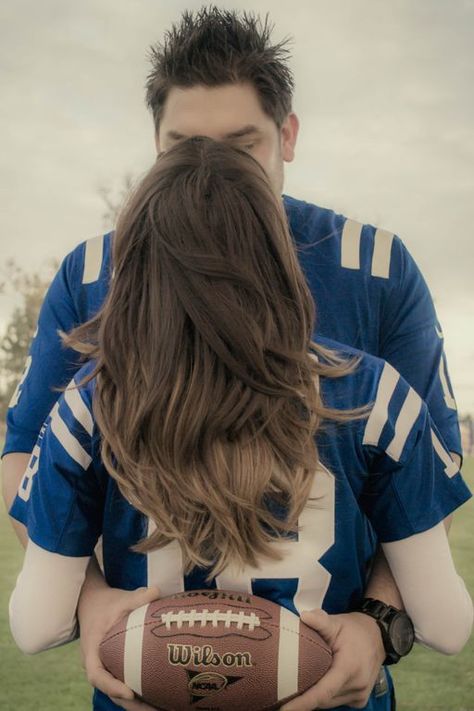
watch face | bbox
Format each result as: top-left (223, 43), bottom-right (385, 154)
top-left (390, 614), bottom-right (415, 656)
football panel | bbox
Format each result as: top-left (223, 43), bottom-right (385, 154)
top-left (140, 596), bottom-right (282, 710)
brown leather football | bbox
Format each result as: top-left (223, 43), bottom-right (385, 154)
top-left (99, 589), bottom-right (332, 710)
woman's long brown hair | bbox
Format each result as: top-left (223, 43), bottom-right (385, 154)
top-left (67, 137), bottom-right (361, 577)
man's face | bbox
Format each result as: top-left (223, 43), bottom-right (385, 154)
top-left (156, 83), bottom-right (299, 195)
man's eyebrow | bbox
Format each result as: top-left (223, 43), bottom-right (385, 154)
top-left (167, 130), bottom-right (186, 141)
top-left (166, 125), bottom-right (261, 141)
top-left (224, 125), bottom-right (261, 139)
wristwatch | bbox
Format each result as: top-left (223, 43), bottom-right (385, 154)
top-left (356, 598), bottom-right (415, 665)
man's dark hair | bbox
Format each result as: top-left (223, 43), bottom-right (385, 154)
top-left (145, 6), bottom-right (294, 129)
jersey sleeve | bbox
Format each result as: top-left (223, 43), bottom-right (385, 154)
top-left (2, 251), bottom-right (84, 457)
top-left (9, 373), bottom-right (103, 557)
top-left (360, 361), bottom-right (471, 542)
top-left (379, 238), bottom-right (461, 457)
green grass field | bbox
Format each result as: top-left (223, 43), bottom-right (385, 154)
top-left (1, 461), bottom-right (473, 711)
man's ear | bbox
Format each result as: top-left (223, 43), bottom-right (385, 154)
top-left (281, 113), bottom-right (299, 163)
top-left (154, 132), bottom-right (161, 155)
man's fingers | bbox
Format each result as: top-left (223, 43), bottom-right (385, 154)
top-left (281, 665), bottom-right (349, 711)
top-left (111, 695), bottom-right (157, 711)
top-left (124, 585), bottom-right (160, 612)
top-left (88, 666), bottom-right (135, 701)
top-left (300, 608), bottom-right (340, 647)
top-left (80, 639), bottom-right (101, 671)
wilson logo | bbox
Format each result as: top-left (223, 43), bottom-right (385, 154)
top-left (188, 672), bottom-right (227, 697)
top-left (168, 643), bottom-right (252, 668)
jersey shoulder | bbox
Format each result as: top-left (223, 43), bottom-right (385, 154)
top-left (315, 335), bottom-right (435, 467)
top-left (75, 231), bottom-right (114, 285)
top-left (57, 231), bottom-right (113, 321)
top-left (283, 194), bottom-right (407, 283)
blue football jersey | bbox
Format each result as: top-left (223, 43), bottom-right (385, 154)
top-left (3, 198), bottom-right (461, 459)
top-left (9, 340), bottom-right (471, 711)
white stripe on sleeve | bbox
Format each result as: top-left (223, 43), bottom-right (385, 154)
top-left (341, 219), bottom-right (362, 269)
top-left (371, 229), bottom-right (394, 278)
top-left (63, 384), bottom-right (94, 436)
top-left (431, 430), bottom-right (459, 478)
top-left (363, 362), bottom-right (400, 447)
top-left (50, 403), bottom-right (92, 470)
top-left (9, 355), bottom-right (32, 408)
top-left (438, 357), bottom-right (457, 411)
top-left (82, 235), bottom-right (104, 284)
top-left (386, 387), bottom-right (422, 462)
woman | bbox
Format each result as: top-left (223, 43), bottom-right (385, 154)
top-left (9, 137), bottom-right (472, 711)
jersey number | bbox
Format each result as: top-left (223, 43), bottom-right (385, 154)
top-left (146, 466), bottom-right (335, 614)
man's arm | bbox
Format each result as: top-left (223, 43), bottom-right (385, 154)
top-left (282, 523), bottom-right (473, 711)
top-left (362, 452), bottom-right (461, 615)
top-left (380, 237), bottom-right (462, 460)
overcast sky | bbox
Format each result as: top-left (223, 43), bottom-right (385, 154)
top-left (1, 0), bottom-right (473, 412)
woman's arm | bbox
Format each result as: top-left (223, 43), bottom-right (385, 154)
top-left (382, 522), bottom-right (473, 654)
top-left (9, 540), bottom-right (90, 654)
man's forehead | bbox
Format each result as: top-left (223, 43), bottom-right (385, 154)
top-left (158, 84), bottom-right (273, 140)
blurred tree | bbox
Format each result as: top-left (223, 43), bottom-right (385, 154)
top-left (0, 260), bottom-right (57, 422)
top-left (0, 174), bottom-right (132, 426)
top-left (99, 173), bottom-right (135, 227)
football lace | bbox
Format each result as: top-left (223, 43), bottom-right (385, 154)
top-left (160, 608), bottom-right (261, 631)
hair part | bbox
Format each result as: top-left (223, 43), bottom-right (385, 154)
top-left (66, 137), bottom-right (364, 579)
top-left (145, 6), bottom-right (294, 130)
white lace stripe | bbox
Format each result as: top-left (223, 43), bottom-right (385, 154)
top-left (50, 403), bottom-right (92, 470)
top-left (124, 604), bottom-right (149, 695)
top-left (371, 228), bottom-right (394, 278)
top-left (438, 358), bottom-right (457, 410)
top-left (363, 362), bottom-right (400, 447)
top-left (386, 387), bottom-right (422, 462)
top-left (277, 607), bottom-right (300, 701)
top-left (341, 219), bottom-right (362, 269)
top-left (82, 235), bottom-right (104, 284)
top-left (160, 609), bottom-right (261, 630)
top-left (63, 384), bottom-right (94, 436)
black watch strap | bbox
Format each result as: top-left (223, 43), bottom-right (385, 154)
top-left (357, 598), bottom-right (415, 665)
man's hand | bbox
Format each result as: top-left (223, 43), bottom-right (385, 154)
top-left (78, 557), bottom-right (160, 709)
top-left (281, 609), bottom-right (385, 710)
top-left (110, 695), bottom-right (158, 711)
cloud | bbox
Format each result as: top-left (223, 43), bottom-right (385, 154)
top-left (1, 0), bottom-right (473, 410)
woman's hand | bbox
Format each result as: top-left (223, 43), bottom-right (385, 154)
top-left (281, 609), bottom-right (386, 710)
top-left (78, 556), bottom-right (160, 709)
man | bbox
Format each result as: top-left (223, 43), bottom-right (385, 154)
top-left (2, 7), bottom-right (463, 711)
